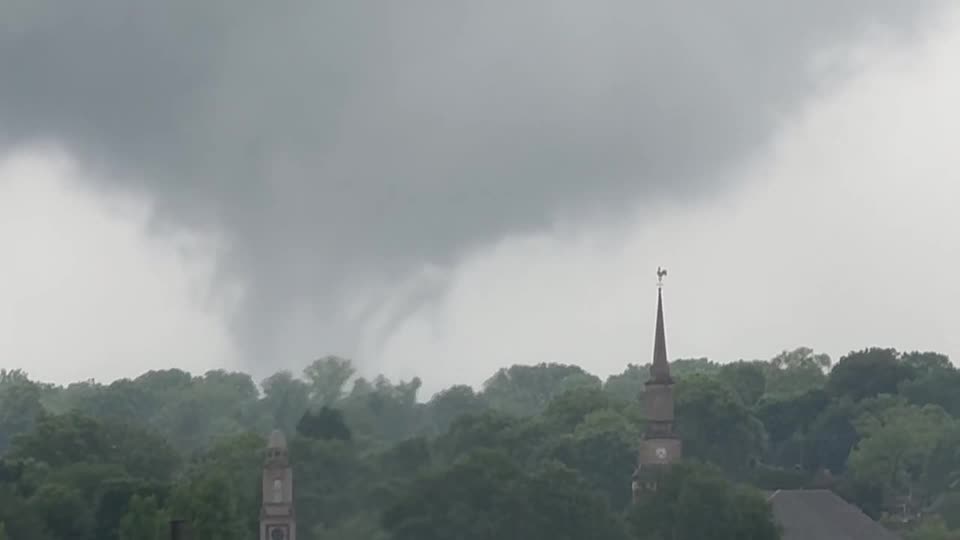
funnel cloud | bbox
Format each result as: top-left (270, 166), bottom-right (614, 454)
top-left (0, 1), bottom-right (947, 372)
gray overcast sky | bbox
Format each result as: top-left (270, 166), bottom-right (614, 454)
top-left (1, 2), bottom-right (958, 392)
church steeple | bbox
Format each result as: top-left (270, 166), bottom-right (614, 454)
top-left (261, 430), bottom-right (296, 540)
top-left (649, 283), bottom-right (672, 385)
top-left (633, 267), bottom-right (682, 501)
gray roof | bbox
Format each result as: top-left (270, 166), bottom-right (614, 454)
top-left (767, 490), bottom-right (900, 540)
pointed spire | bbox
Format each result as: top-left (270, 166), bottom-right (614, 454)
top-left (649, 270), bottom-right (672, 384)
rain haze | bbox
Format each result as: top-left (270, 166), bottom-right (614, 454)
top-left (1, 1), bottom-right (958, 394)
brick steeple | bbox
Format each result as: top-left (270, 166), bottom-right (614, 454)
top-left (632, 267), bottom-right (682, 501)
top-left (261, 430), bottom-right (296, 540)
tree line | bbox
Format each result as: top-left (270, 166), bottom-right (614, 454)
top-left (1, 347), bottom-right (959, 539)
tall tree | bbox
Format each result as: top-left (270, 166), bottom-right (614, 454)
top-left (901, 352), bottom-right (953, 377)
top-left (848, 403), bottom-right (956, 502)
top-left (675, 375), bottom-right (766, 476)
top-left (340, 375), bottom-right (424, 442)
top-left (542, 409), bottom-right (639, 510)
top-left (28, 483), bottom-right (95, 540)
top-left (542, 386), bottom-right (618, 432)
top-left (603, 364), bottom-right (647, 403)
top-left (0, 482), bottom-right (52, 540)
top-left (303, 356), bottom-right (356, 406)
top-left (169, 469), bottom-right (250, 540)
top-left (670, 358), bottom-right (722, 379)
top-left (718, 361), bottom-right (767, 407)
top-left (196, 432), bottom-right (267, 535)
top-left (900, 369), bottom-right (960, 418)
top-left (260, 371), bottom-right (311, 434)
top-left (803, 399), bottom-right (860, 474)
top-left (425, 385), bottom-right (489, 435)
top-left (290, 436), bottom-right (371, 535)
top-left (765, 347), bottom-right (830, 396)
top-left (483, 364), bottom-right (601, 417)
top-left (0, 373), bottom-right (44, 452)
top-left (382, 450), bottom-right (628, 540)
top-left (828, 348), bottom-right (915, 402)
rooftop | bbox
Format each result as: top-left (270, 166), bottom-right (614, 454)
top-left (766, 489), bottom-right (900, 540)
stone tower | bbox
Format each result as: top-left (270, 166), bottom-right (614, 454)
top-left (633, 270), bottom-right (682, 501)
top-left (261, 430), bottom-right (296, 540)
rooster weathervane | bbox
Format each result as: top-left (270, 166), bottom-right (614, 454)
top-left (657, 267), bottom-right (667, 288)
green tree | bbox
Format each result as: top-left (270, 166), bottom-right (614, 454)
top-left (382, 450), bottom-right (627, 540)
top-left (937, 492), bottom-right (960, 530)
top-left (904, 515), bottom-right (960, 540)
top-left (828, 348), bottom-right (915, 402)
top-left (522, 461), bottom-right (629, 540)
top-left (670, 358), bottom-right (721, 379)
top-left (260, 371), bottom-right (311, 435)
top-left (902, 352), bottom-right (953, 377)
top-left (290, 436), bottom-right (371, 534)
top-left (60, 378), bottom-right (159, 427)
top-left (627, 462), bottom-right (780, 540)
top-left (803, 399), bottom-right (860, 474)
top-left (0, 482), bottom-right (51, 540)
top-left (434, 411), bottom-right (550, 467)
top-left (375, 437), bottom-right (432, 480)
top-left (29, 483), bottom-right (95, 540)
top-left (92, 476), bottom-right (168, 540)
top-left (922, 426), bottom-right (960, 503)
top-left (900, 369), bottom-right (960, 418)
top-left (10, 411), bottom-right (179, 481)
top-left (340, 375), bottom-right (425, 442)
top-left (755, 389), bottom-right (829, 467)
top-left (483, 363), bottom-right (601, 417)
top-left (0, 373), bottom-right (44, 452)
top-left (11, 411), bottom-right (114, 468)
top-left (542, 386), bottom-right (618, 432)
top-left (425, 385), bottom-right (488, 435)
top-left (675, 375), bottom-right (766, 476)
top-left (297, 407), bottom-right (352, 441)
top-left (381, 449), bottom-right (529, 540)
top-left (542, 409), bottom-right (639, 510)
top-left (603, 364), bottom-right (647, 403)
top-left (314, 515), bottom-right (389, 540)
top-left (718, 361), bottom-right (767, 407)
top-left (119, 495), bottom-right (167, 540)
top-left (169, 469), bottom-right (250, 540)
top-left (196, 431), bottom-right (267, 535)
top-left (764, 347), bottom-right (830, 396)
top-left (303, 356), bottom-right (356, 406)
top-left (848, 403), bottom-right (955, 502)
top-left (194, 369), bottom-right (262, 427)
top-left (147, 369), bottom-right (261, 452)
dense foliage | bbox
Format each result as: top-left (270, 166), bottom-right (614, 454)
top-left (1, 347), bottom-right (959, 539)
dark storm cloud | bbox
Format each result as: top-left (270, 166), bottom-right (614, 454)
top-left (0, 1), bottom-right (945, 367)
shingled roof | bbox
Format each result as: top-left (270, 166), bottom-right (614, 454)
top-left (767, 489), bottom-right (901, 540)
